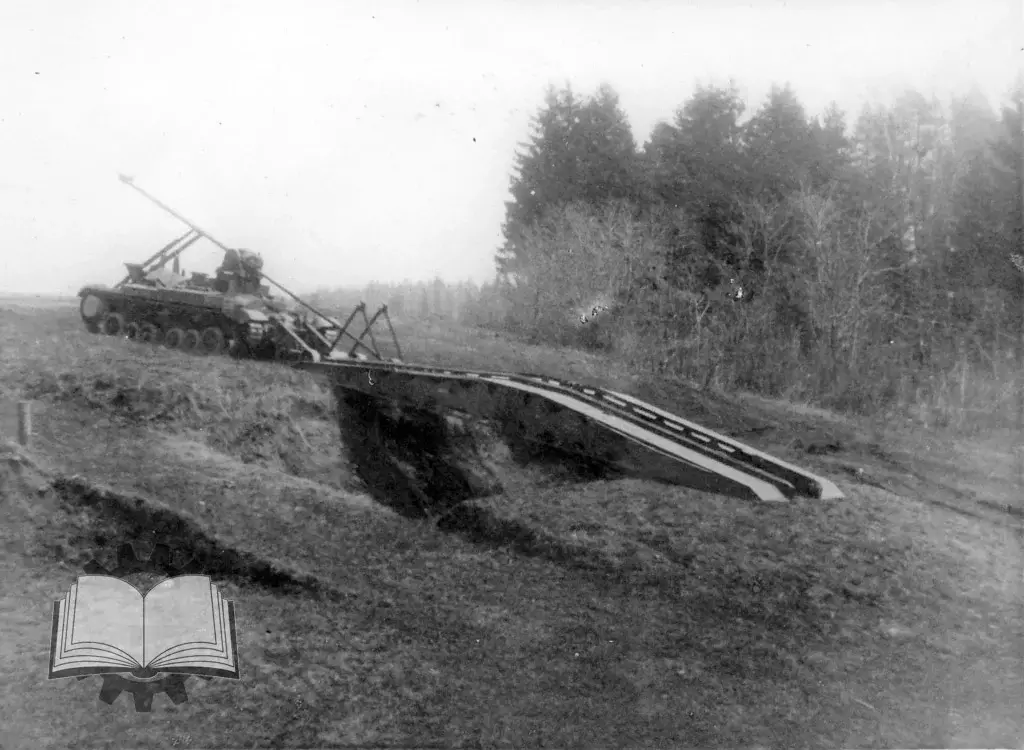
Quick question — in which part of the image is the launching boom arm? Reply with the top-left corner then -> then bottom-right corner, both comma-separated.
117,174 -> 355,332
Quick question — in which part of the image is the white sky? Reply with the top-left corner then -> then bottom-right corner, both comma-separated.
0,0 -> 1019,295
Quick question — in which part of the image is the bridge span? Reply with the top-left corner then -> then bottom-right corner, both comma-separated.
297,357 -> 844,504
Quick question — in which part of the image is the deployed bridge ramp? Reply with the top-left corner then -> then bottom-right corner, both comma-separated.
298,358 -> 845,504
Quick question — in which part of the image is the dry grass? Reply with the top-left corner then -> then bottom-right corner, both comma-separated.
1,304 -> 356,491
1,301 -> 1022,748
389,316 -> 640,391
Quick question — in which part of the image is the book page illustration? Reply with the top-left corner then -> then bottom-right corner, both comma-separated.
49,576 -> 145,676
152,596 -> 237,673
142,576 -> 238,675
49,573 -> 239,681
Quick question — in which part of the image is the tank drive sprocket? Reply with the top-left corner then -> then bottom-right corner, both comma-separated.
77,541 -> 212,712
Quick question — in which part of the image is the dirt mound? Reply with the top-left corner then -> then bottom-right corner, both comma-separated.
20,360 -> 363,490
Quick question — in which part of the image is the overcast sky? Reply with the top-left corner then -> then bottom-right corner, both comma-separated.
0,0 -> 1019,296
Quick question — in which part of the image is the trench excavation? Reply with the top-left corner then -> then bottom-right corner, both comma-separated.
46,474 -> 328,597
333,390 -> 503,519
2,416 -> 623,598
333,389 -> 621,517
6,358 -> 640,580
332,389 -> 626,572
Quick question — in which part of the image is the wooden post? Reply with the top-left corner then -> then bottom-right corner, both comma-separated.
17,401 -> 31,447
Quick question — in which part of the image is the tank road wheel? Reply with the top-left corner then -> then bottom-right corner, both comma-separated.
181,329 -> 201,353
79,294 -> 107,334
124,322 -> 142,341
199,327 -> 227,356
163,327 -> 186,349
101,312 -> 126,337
138,323 -> 161,344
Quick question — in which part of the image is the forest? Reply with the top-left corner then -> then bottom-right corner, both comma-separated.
319,77 -> 1024,431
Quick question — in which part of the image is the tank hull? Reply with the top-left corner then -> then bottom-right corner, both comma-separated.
77,283 -> 293,359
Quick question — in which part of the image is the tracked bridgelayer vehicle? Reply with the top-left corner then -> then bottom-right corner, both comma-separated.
78,176 -> 844,504
78,175 -> 401,364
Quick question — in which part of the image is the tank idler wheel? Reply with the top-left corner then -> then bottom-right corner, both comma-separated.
181,329 -> 201,353
101,312 -> 126,336
163,328 -> 186,349
199,327 -> 227,356
80,294 -> 107,333
138,323 -> 161,344
124,322 -> 142,341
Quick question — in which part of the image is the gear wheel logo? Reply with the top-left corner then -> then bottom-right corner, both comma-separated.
73,541 -> 213,713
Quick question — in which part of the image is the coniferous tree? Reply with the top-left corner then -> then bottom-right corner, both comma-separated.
743,84 -> 815,202
807,102 -> 853,192
498,83 -> 638,280
418,285 -> 430,318
499,85 -> 584,279
642,83 -> 748,278
574,83 -> 640,206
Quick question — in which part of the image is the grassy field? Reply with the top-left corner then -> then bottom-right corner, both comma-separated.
1,300 -> 1022,748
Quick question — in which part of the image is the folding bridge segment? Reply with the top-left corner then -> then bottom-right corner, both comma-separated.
299,360 -> 845,503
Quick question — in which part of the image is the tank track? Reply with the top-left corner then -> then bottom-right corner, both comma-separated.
80,290 -> 257,358
78,289 -> 327,362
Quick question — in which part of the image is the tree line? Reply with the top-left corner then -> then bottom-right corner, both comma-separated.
308,278 -> 484,323
477,78 -> 1024,429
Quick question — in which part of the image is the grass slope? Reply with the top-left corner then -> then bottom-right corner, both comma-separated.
0,303 -> 1021,748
